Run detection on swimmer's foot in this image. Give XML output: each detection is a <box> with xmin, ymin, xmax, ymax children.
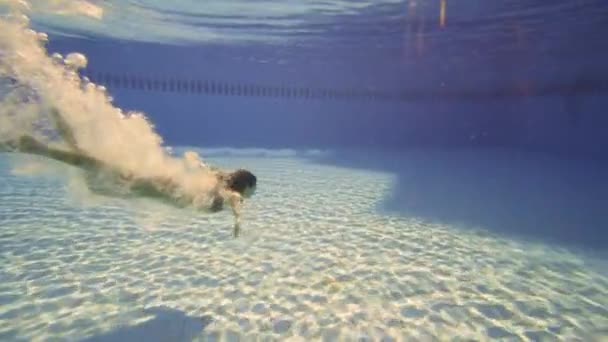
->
<box><xmin>17</xmin><ymin>135</ymin><xmax>46</xmax><ymax>153</ymax></box>
<box><xmin>0</xmin><ymin>139</ymin><xmax>19</xmax><ymax>152</ymax></box>
<box><xmin>0</xmin><ymin>136</ymin><xmax>48</xmax><ymax>154</ymax></box>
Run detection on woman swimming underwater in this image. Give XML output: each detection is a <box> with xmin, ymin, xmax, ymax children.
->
<box><xmin>0</xmin><ymin>110</ymin><xmax>257</xmax><ymax>237</ymax></box>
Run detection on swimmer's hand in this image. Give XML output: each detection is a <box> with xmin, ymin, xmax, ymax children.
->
<box><xmin>233</xmin><ymin>221</ymin><xmax>241</xmax><ymax>238</ymax></box>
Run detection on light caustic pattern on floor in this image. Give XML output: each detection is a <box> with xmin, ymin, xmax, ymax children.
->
<box><xmin>0</xmin><ymin>152</ymin><xmax>607</xmax><ymax>341</ymax></box>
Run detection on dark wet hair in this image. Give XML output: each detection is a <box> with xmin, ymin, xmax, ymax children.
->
<box><xmin>226</xmin><ymin>169</ymin><xmax>257</xmax><ymax>194</ymax></box>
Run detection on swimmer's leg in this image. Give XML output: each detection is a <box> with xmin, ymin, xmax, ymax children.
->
<box><xmin>7</xmin><ymin>135</ymin><xmax>102</xmax><ymax>170</ymax></box>
<box><xmin>49</xmin><ymin>108</ymin><xmax>80</xmax><ymax>150</ymax></box>
<box><xmin>0</xmin><ymin>108</ymin><xmax>78</xmax><ymax>153</ymax></box>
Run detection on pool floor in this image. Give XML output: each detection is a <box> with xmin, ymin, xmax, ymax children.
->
<box><xmin>0</xmin><ymin>149</ymin><xmax>607</xmax><ymax>341</ymax></box>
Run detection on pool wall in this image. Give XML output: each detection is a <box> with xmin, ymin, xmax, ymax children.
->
<box><xmin>46</xmin><ymin>37</ymin><xmax>608</xmax><ymax>159</ymax></box>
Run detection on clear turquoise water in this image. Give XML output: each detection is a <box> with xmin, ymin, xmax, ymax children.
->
<box><xmin>1</xmin><ymin>149</ymin><xmax>607</xmax><ymax>341</ymax></box>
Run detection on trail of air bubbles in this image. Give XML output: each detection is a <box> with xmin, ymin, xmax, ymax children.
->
<box><xmin>0</xmin><ymin>0</ymin><xmax>219</xmax><ymax>206</ymax></box>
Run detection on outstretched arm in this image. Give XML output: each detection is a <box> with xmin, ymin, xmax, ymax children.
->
<box><xmin>227</xmin><ymin>191</ymin><xmax>243</xmax><ymax>237</ymax></box>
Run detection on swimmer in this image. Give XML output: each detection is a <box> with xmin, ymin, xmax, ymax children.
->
<box><xmin>0</xmin><ymin>110</ymin><xmax>257</xmax><ymax>237</ymax></box>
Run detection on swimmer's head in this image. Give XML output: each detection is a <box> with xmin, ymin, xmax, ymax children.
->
<box><xmin>226</xmin><ymin>169</ymin><xmax>257</xmax><ymax>198</ymax></box>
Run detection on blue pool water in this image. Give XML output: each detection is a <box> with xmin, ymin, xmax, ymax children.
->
<box><xmin>1</xmin><ymin>0</ymin><xmax>608</xmax><ymax>341</ymax></box>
